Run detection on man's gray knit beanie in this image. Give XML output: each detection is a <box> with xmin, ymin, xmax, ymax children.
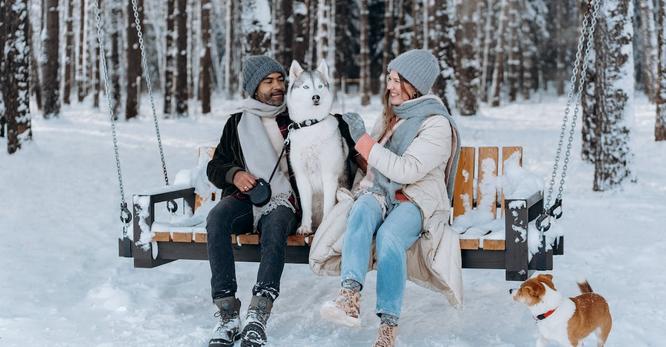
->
<box><xmin>387</xmin><ymin>49</ymin><xmax>440</xmax><ymax>95</ymax></box>
<box><xmin>242</xmin><ymin>55</ymin><xmax>287</xmax><ymax>96</ymax></box>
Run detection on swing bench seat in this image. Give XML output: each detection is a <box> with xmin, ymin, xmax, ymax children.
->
<box><xmin>124</xmin><ymin>146</ymin><xmax>563</xmax><ymax>281</ymax></box>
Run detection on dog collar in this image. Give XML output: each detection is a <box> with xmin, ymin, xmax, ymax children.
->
<box><xmin>535</xmin><ymin>308</ymin><xmax>556</xmax><ymax>320</ymax></box>
<box><xmin>289</xmin><ymin>117</ymin><xmax>325</xmax><ymax>130</ymax></box>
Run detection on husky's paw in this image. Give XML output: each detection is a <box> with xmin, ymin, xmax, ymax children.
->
<box><xmin>296</xmin><ymin>225</ymin><xmax>313</xmax><ymax>235</ymax></box>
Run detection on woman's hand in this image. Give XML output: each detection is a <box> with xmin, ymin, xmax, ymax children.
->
<box><xmin>342</xmin><ymin>112</ymin><xmax>367</xmax><ymax>142</ymax></box>
<box><xmin>233</xmin><ymin>171</ymin><xmax>257</xmax><ymax>192</ymax></box>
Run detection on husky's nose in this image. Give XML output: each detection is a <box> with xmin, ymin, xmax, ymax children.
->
<box><xmin>509</xmin><ymin>288</ymin><xmax>515</xmax><ymax>294</ymax></box>
<box><xmin>312</xmin><ymin>95</ymin><xmax>320</xmax><ymax>105</ymax></box>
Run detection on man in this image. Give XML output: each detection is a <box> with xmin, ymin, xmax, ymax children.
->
<box><xmin>205</xmin><ymin>55</ymin><xmax>298</xmax><ymax>347</ymax></box>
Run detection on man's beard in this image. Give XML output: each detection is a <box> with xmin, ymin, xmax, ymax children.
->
<box><xmin>257</xmin><ymin>90</ymin><xmax>284</xmax><ymax>106</ymax></box>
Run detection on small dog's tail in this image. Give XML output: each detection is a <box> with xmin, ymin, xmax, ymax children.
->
<box><xmin>577</xmin><ymin>279</ymin><xmax>594</xmax><ymax>293</ymax></box>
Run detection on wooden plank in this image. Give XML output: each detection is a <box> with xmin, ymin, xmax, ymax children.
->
<box><xmin>482</xmin><ymin>239</ymin><xmax>506</xmax><ymax>250</ymax></box>
<box><xmin>171</xmin><ymin>232</ymin><xmax>193</xmax><ymax>243</ymax></box>
<box><xmin>501</xmin><ymin>146</ymin><xmax>523</xmax><ymax>173</ymax></box>
<box><xmin>153</xmin><ymin>232</ymin><xmax>171</xmax><ymax>242</ymax></box>
<box><xmin>193</xmin><ymin>233</ymin><xmax>207</xmax><ymax>243</ymax></box>
<box><xmin>459</xmin><ymin>239</ymin><xmax>480</xmax><ymax>250</ymax></box>
<box><xmin>236</xmin><ymin>234</ymin><xmax>260</xmax><ymax>245</ymax></box>
<box><xmin>453</xmin><ymin>147</ymin><xmax>475</xmax><ymax>218</ymax></box>
<box><xmin>287</xmin><ymin>235</ymin><xmax>307</xmax><ymax>246</ymax></box>
<box><xmin>477</xmin><ymin>147</ymin><xmax>499</xmax><ymax>218</ymax></box>
<box><xmin>501</xmin><ymin>146</ymin><xmax>523</xmax><ymax>216</ymax></box>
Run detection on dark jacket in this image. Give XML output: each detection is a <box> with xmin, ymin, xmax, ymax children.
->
<box><xmin>206</xmin><ymin>110</ymin><xmax>360</xmax><ymax>208</ymax></box>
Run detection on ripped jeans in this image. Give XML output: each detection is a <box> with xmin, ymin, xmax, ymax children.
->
<box><xmin>340</xmin><ymin>194</ymin><xmax>423</xmax><ymax>318</ymax></box>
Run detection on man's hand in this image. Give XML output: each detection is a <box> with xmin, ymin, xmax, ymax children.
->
<box><xmin>233</xmin><ymin>171</ymin><xmax>257</xmax><ymax>192</ymax></box>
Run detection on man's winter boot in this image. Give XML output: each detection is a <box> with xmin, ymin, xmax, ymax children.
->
<box><xmin>240</xmin><ymin>295</ymin><xmax>273</xmax><ymax>347</ymax></box>
<box><xmin>372</xmin><ymin>323</ymin><xmax>398</xmax><ymax>347</ymax></box>
<box><xmin>319</xmin><ymin>287</ymin><xmax>361</xmax><ymax>327</ymax></box>
<box><xmin>209</xmin><ymin>297</ymin><xmax>241</xmax><ymax>347</ymax></box>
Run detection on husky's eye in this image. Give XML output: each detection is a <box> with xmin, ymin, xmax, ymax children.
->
<box><xmin>303</xmin><ymin>85</ymin><xmax>310</xmax><ymax>89</ymax></box>
<box><xmin>318</xmin><ymin>85</ymin><xmax>323</xmax><ymax>89</ymax></box>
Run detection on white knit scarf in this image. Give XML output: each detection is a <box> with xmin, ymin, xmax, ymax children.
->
<box><xmin>238</xmin><ymin>98</ymin><xmax>295</xmax><ymax>222</ymax></box>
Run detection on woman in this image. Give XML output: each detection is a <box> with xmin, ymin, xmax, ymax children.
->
<box><xmin>317</xmin><ymin>49</ymin><xmax>462</xmax><ymax>347</ymax></box>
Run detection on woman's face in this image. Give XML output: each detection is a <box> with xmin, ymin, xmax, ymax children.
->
<box><xmin>386</xmin><ymin>70</ymin><xmax>416</xmax><ymax>106</ymax></box>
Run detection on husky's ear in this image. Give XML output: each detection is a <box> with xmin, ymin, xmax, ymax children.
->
<box><xmin>289</xmin><ymin>60</ymin><xmax>304</xmax><ymax>81</ymax></box>
<box><xmin>316</xmin><ymin>60</ymin><xmax>330</xmax><ymax>81</ymax></box>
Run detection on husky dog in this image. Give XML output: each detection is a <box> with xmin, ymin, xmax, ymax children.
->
<box><xmin>287</xmin><ymin>60</ymin><xmax>347</xmax><ymax>235</ymax></box>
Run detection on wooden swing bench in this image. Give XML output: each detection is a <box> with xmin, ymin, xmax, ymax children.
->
<box><xmin>126</xmin><ymin>146</ymin><xmax>563</xmax><ymax>281</ymax></box>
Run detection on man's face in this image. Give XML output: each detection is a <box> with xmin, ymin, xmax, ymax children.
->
<box><xmin>254</xmin><ymin>72</ymin><xmax>286</xmax><ymax>106</ymax></box>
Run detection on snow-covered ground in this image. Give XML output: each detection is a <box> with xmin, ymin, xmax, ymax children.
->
<box><xmin>1</xmin><ymin>93</ymin><xmax>664</xmax><ymax>346</ymax></box>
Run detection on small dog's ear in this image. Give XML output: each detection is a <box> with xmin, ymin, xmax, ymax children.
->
<box><xmin>316</xmin><ymin>60</ymin><xmax>330</xmax><ymax>80</ymax></box>
<box><xmin>289</xmin><ymin>60</ymin><xmax>304</xmax><ymax>81</ymax></box>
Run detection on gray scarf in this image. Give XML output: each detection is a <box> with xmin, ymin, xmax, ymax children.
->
<box><xmin>238</xmin><ymin>98</ymin><xmax>295</xmax><ymax>220</ymax></box>
<box><xmin>367</xmin><ymin>95</ymin><xmax>461</xmax><ymax>213</ymax></box>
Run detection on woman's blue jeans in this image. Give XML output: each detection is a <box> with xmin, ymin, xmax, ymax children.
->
<box><xmin>340</xmin><ymin>194</ymin><xmax>423</xmax><ymax>318</ymax></box>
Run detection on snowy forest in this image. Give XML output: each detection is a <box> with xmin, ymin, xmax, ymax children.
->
<box><xmin>1</xmin><ymin>0</ymin><xmax>666</xmax><ymax>346</ymax></box>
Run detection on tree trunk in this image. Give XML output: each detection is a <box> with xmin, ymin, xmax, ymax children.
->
<box><xmin>31</xmin><ymin>41</ymin><xmax>42</xmax><ymax>111</ymax></box>
<box><xmin>5</xmin><ymin>0</ymin><xmax>32</xmax><ymax>153</ymax></box>
<box><xmin>200</xmin><ymin>0</ymin><xmax>212</xmax><ymax>114</ymax></box>
<box><xmin>63</xmin><ymin>0</ymin><xmax>74</xmax><ymax>104</ymax></box>
<box><xmin>656</xmin><ymin>0</ymin><xmax>666</xmax><ymax>141</ymax></box>
<box><xmin>638</xmin><ymin>0</ymin><xmax>658</xmax><ymax>102</ymax></box>
<box><xmin>507</xmin><ymin>0</ymin><xmax>520</xmax><ymax>102</ymax></box>
<box><xmin>292</xmin><ymin>0</ymin><xmax>308</xmax><ymax>63</ymax></box>
<box><xmin>42</xmin><ymin>0</ymin><xmax>60</xmax><ymax>118</ymax></box>
<box><xmin>359</xmin><ymin>0</ymin><xmax>370</xmax><ymax>106</ymax></box>
<box><xmin>412</xmin><ymin>0</ymin><xmax>423</xmax><ymax>49</ymax></box>
<box><xmin>77</xmin><ymin>0</ymin><xmax>87</xmax><ymax>102</ymax></box>
<box><xmin>455</xmin><ymin>0</ymin><xmax>480</xmax><ymax>115</ymax></box>
<box><xmin>480</xmin><ymin>0</ymin><xmax>494</xmax><ymax>103</ymax></box>
<box><xmin>125</xmin><ymin>0</ymin><xmax>143</xmax><ymax>120</ymax></box>
<box><xmin>241</xmin><ymin>0</ymin><xmax>272</xmax><ymax>57</ymax></box>
<box><xmin>0</xmin><ymin>0</ymin><xmax>5</xmax><ymax>138</ymax></box>
<box><xmin>520</xmin><ymin>0</ymin><xmax>534</xmax><ymax>100</ymax></box>
<box><xmin>554</xmin><ymin>1</ymin><xmax>566</xmax><ymax>96</ymax></box>
<box><xmin>175</xmin><ymin>0</ymin><xmax>188</xmax><ymax>116</ymax></box>
<box><xmin>307</xmin><ymin>0</ymin><xmax>317</xmax><ymax>66</ymax></box>
<box><xmin>490</xmin><ymin>0</ymin><xmax>508</xmax><ymax>107</ymax></box>
<box><xmin>276</xmin><ymin>0</ymin><xmax>293</xmax><ymax>67</ymax></box>
<box><xmin>381</xmin><ymin>0</ymin><xmax>395</xmax><ymax>92</ymax></box>
<box><xmin>581</xmin><ymin>0</ymin><xmax>600</xmax><ymax>163</ymax></box>
<box><xmin>593</xmin><ymin>0</ymin><xmax>634</xmax><ymax>191</ymax></box>
<box><xmin>223</xmin><ymin>0</ymin><xmax>235</xmax><ymax>97</ymax></box>
<box><xmin>164</xmin><ymin>0</ymin><xmax>175</xmax><ymax>115</ymax></box>
<box><xmin>110</xmin><ymin>0</ymin><xmax>122</xmax><ymax>119</ymax></box>
<box><xmin>429</xmin><ymin>0</ymin><xmax>454</xmax><ymax>114</ymax></box>
<box><xmin>92</xmin><ymin>0</ymin><xmax>100</xmax><ymax>109</ymax></box>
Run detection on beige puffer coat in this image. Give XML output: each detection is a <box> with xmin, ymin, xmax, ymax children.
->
<box><xmin>309</xmin><ymin>115</ymin><xmax>463</xmax><ymax>308</ymax></box>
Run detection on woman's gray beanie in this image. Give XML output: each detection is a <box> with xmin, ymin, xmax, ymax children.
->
<box><xmin>242</xmin><ymin>55</ymin><xmax>287</xmax><ymax>96</ymax></box>
<box><xmin>387</xmin><ymin>49</ymin><xmax>440</xmax><ymax>95</ymax></box>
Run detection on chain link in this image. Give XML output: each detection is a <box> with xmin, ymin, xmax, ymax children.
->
<box><xmin>92</xmin><ymin>0</ymin><xmax>131</xmax><ymax>235</ymax></box>
<box><xmin>544</xmin><ymin>0</ymin><xmax>601</xmax><ymax>211</ymax></box>
<box><xmin>131</xmin><ymin>0</ymin><xmax>170</xmax><ymax>186</ymax></box>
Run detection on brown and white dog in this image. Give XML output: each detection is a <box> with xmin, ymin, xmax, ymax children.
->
<box><xmin>511</xmin><ymin>274</ymin><xmax>612</xmax><ymax>347</ymax></box>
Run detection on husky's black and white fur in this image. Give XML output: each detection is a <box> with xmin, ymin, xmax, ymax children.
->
<box><xmin>287</xmin><ymin>60</ymin><xmax>347</xmax><ymax>235</ymax></box>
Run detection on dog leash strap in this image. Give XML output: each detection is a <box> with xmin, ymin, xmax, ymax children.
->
<box><xmin>268</xmin><ymin>138</ymin><xmax>289</xmax><ymax>183</ymax></box>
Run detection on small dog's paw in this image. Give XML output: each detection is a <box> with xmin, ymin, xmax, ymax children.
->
<box><xmin>297</xmin><ymin>225</ymin><xmax>313</xmax><ymax>235</ymax></box>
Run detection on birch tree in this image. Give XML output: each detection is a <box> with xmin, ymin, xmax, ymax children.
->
<box><xmin>593</xmin><ymin>0</ymin><xmax>634</xmax><ymax>191</ymax></box>
<box><xmin>200</xmin><ymin>0</ymin><xmax>212</xmax><ymax>114</ymax></box>
<box><xmin>359</xmin><ymin>0</ymin><xmax>370</xmax><ymax>105</ymax></box>
<box><xmin>42</xmin><ymin>0</ymin><xmax>60</xmax><ymax>118</ymax></box>
<box><xmin>63</xmin><ymin>0</ymin><xmax>74</xmax><ymax>104</ymax></box>
<box><xmin>175</xmin><ymin>0</ymin><xmax>188</xmax><ymax>115</ymax></box>
<box><xmin>656</xmin><ymin>0</ymin><xmax>666</xmax><ymax>141</ymax></box>
<box><xmin>5</xmin><ymin>0</ymin><xmax>32</xmax><ymax>153</ymax></box>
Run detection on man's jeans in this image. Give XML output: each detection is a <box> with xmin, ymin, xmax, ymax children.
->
<box><xmin>341</xmin><ymin>194</ymin><xmax>422</xmax><ymax>318</ymax></box>
<box><xmin>206</xmin><ymin>195</ymin><xmax>297</xmax><ymax>302</ymax></box>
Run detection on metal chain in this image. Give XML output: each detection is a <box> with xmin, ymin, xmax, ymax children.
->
<box><xmin>131</xmin><ymin>0</ymin><xmax>170</xmax><ymax>186</ymax></box>
<box><xmin>544</xmin><ymin>0</ymin><xmax>601</xmax><ymax>211</ymax></box>
<box><xmin>555</xmin><ymin>0</ymin><xmax>600</xmax><ymax>203</ymax></box>
<box><xmin>92</xmin><ymin>0</ymin><xmax>132</xmax><ymax>234</ymax></box>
